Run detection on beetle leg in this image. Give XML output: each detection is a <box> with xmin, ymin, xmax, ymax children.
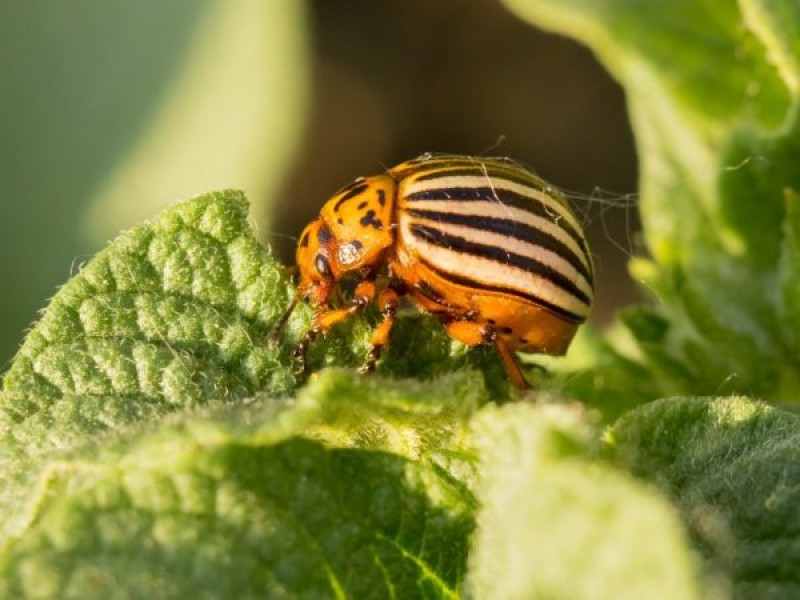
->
<box><xmin>352</xmin><ymin>278</ymin><xmax>377</xmax><ymax>308</ymax></box>
<box><xmin>292</xmin><ymin>278</ymin><xmax>377</xmax><ymax>373</ymax></box>
<box><xmin>443</xmin><ymin>319</ymin><xmax>531</xmax><ymax>390</ymax></box>
<box><xmin>491</xmin><ymin>334</ymin><xmax>532</xmax><ymax>391</ymax></box>
<box><xmin>442</xmin><ymin>319</ymin><xmax>485</xmax><ymax>346</ymax></box>
<box><xmin>361</xmin><ymin>287</ymin><xmax>400</xmax><ymax>373</ymax></box>
<box><xmin>291</xmin><ymin>328</ymin><xmax>318</xmax><ymax>375</ymax></box>
<box><xmin>268</xmin><ymin>293</ymin><xmax>300</xmax><ymax>347</ymax></box>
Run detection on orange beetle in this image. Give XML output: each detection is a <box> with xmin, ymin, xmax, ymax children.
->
<box><xmin>270</xmin><ymin>154</ymin><xmax>594</xmax><ymax>389</ymax></box>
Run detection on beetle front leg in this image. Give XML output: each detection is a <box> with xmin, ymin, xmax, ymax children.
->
<box><xmin>293</xmin><ymin>278</ymin><xmax>377</xmax><ymax>373</ymax></box>
<box><xmin>361</xmin><ymin>287</ymin><xmax>400</xmax><ymax>374</ymax></box>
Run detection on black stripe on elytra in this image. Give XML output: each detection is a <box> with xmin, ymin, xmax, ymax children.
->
<box><xmin>405</xmin><ymin>186</ymin><xmax>584</xmax><ymax>247</ymax></box>
<box><xmin>406</xmin><ymin>208</ymin><xmax>593</xmax><ymax>285</ymax></box>
<box><xmin>411</xmin><ymin>165</ymin><xmax>546</xmax><ymax>190</ymax></box>
<box><xmin>418</xmin><ymin>257</ymin><xmax>584</xmax><ymax>324</ymax></box>
<box><xmin>333</xmin><ymin>183</ymin><xmax>369</xmax><ymax>212</ymax></box>
<box><xmin>409</xmin><ymin>224</ymin><xmax>592</xmax><ymax>306</ymax></box>
<box><xmin>414</xmin><ymin>280</ymin><xmax>447</xmax><ymax>304</ymax></box>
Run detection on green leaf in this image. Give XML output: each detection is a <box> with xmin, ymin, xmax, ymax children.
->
<box><xmin>0</xmin><ymin>190</ymin><xmax>492</xmax><ymax>597</ymax></box>
<box><xmin>295</xmin><ymin>368</ymin><xmax>484</xmax><ymax>458</ymax></box>
<box><xmin>0</xmin><ymin>190</ymin><xmax>294</xmax><ymax>541</ymax></box>
<box><xmin>0</xmin><ymin>394</ymin><xmax>475</xmax><ymax>599</ymax></box>
<box><xmin>4</xmin><ymin>191</ymin><xmax>295</xmax><ymax>434</ymax></box>
<box><xmin>467</xmin><ymin>403</ymin><xmax>701</xmax><ymax>600</ymax></box>
<box><xmin>609</xmin><ymin>396</ymin><xmax>800</xmax><ymax>598</ymax></box>
<box><xmin>503</xmin><ymin>0</ymin><xmax>800</xmax><ymax>404</ymax></box>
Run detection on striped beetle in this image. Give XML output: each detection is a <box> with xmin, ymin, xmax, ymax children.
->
<box><xmin>270</xmin><ymin>154</ymin><xmax>593</xmax><ymax>389</ymax></box>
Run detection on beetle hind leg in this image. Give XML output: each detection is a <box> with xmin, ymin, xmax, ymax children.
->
<box><xmin>443</xmin><ymin>319</ymin><xmax>531</xmax><ymax>390</ymax></box>
<box><xmin>492</xmin><ymin>335</ymin><xmax>532</xmax><ymax>391</ymax></box>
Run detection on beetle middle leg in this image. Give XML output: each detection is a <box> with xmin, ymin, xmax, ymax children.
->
<box><xmin>360</xmin><ymin>287</ymin><xmax>400</xmax><ymax>374</ymax></box>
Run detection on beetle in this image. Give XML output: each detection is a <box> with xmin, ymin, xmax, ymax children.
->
<box><xmin>269</xmin><ymin>154</ymin><xmax>593</xmax><ymax>389</ymax></box>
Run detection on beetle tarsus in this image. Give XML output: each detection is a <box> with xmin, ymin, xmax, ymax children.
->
<box><xmin>292</xmin><ymin>329</ymin><xmax>318</xmax><ymax>374</ymax></box>
<box><xmin>268</xmin><ymin>294</ymin><xmax>299</xmax><ymax>347</ymax></box>
<box><xmin>361</xmin><ymin>344</ymin><xmax>383</xmax><ymax>374</ymax></box>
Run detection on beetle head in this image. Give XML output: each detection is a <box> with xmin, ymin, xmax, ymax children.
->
<box><xmin>295</xmin><ymin>219</ymin><xmax>340</xmax><ymax>306</ymax></box>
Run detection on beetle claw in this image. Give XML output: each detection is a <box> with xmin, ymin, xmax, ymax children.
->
<box><xmin>291</xmin><ymin>329</ymin><xmax>318</xmax><ymax>375</ymax></box>
<box><xmin>360</xmin><ymin>344</ymin><xmax>383</xmax><ymax>374</ymax></box>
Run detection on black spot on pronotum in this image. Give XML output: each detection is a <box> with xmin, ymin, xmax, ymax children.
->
<box><xmin>357</xmin><ymin>200</ymin><xmax>369</xmax><ymax>210</ymax></box>
<box><xmin>333</xmin><ymin>183</ymin><xmax>369</xmax><ymax>212</ymax></box>
<box><xmin>317</xmin><ymin>224</ymin><xmax>333</xmax><ymax>244</ymax></box>
<box><xmin>337</xmin><ymin>218</ymin><xmax>344</xmax><ymax>225</ymax></box>
<box><xmin>315</xmin><ymin>254</ymin><xmax>333</xmax><ymax>279</ymax></box>
<box><xmin>377</xmin><ymin>189</ymin><xmax>386</xmax><ymax>206</ymax></box>
<box><xmin>360</xmin><ymin>210</ymin><xmax>383</xmax><ymax>230</ymax></box>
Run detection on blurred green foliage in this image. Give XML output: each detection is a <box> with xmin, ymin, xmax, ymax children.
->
<box><xmin>2</xmin><ymin>1</ymin><xmax>800</xmax><ymax>598</ymax></box>
<box><xmin>0</xmin><ymin>0</ymin><xmax>308</xmax><ymax>368</ymax></box>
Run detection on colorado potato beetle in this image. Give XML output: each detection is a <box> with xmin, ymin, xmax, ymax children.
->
<box><xmin>270</xmin><ymin>154</ymin><xmax>593</xmax><ymax>389</ymax></box>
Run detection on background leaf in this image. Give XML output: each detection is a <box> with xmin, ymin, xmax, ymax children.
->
<box><xmin>504</xmin><ymin>0</ymin><xmax>800</xmax><ymax>405</ymax></box>
<box><xmin>0</xmin><ymin>0</ymin><xmax>308</xmax><ymax>368</ymax></box>
<box><xmin>610</xmin><ymin>396</ymin><xmax>800</xmax><ymax>598</ymax></box>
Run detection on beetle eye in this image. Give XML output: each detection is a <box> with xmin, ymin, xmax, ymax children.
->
<box><xmin>315</xmin><ymin>253</ymin><xmax>333</xmax><ymax>279</ymax></box>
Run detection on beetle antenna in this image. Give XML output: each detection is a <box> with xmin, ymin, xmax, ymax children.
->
<box><xmin>268</xmin><ymin>294</ymin><xmax>300</xmax><ymax>347</ymax></box>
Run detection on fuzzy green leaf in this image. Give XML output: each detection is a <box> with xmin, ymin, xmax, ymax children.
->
<box><xmin>610</xmin><ymin>396</ymin><xmax>800</xmax><ymax>598</ymax></box>
<box><xmin>3</xmin><ymin>191</ymin><xmax>295</xmax><ymax>447</ymax></box>
<box><xmin>0</xmin><ymin>393</ymin><xmax>475</xmax><ymax>599</ymax></box>
<box><xmin>0</xmin><ymin>190</ymin><xmax>495</xmax><ymax>598</ymax></box>
<box><xmin>467</xmin><ymin>403</ymin><xmax>700</xmax><ymax>600</ymax></box>
<box><xmin>0</xmin><ymin>191</ymin><xmax>294</xmax><ymax>544</ymax></box>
